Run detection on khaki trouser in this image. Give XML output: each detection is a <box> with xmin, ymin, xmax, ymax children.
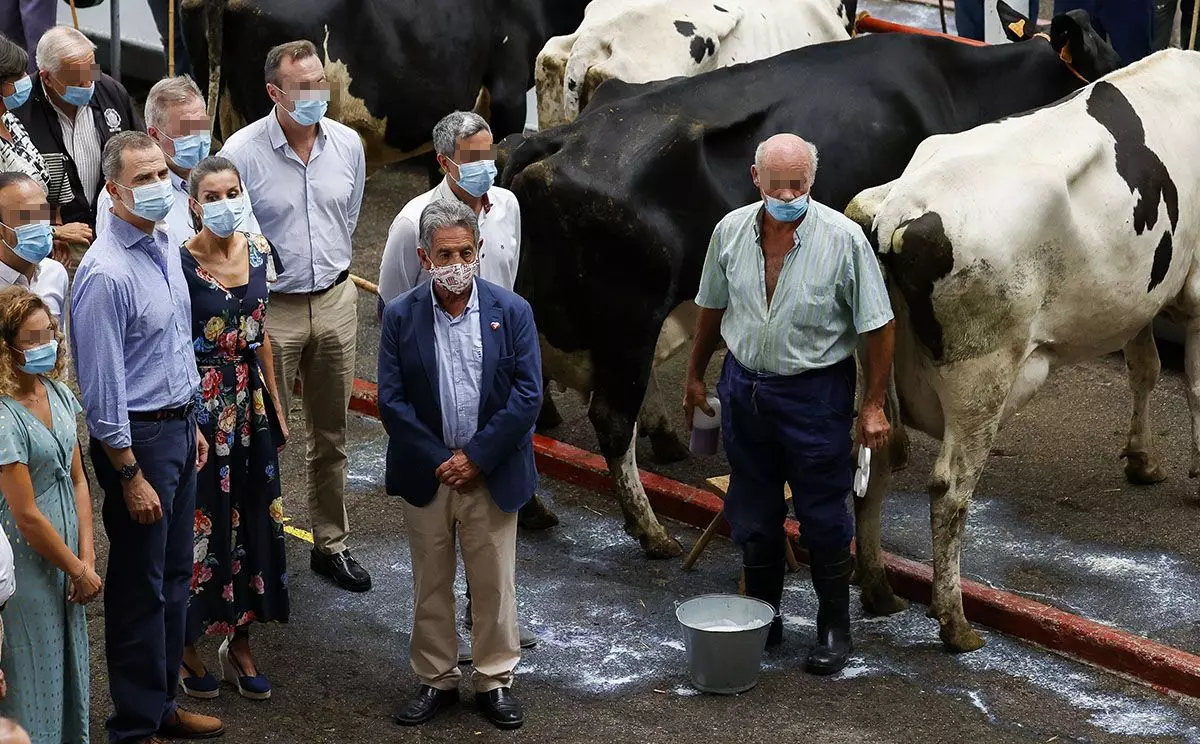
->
<box><xmin>403</xmin><ymin>483</ymin><xmax>519</xmax><ymax>692</ymax></box>
<box><xmin>267</xmin><ymin>279</ymin><xmax>358</xmax><ymax>555</ymax></box>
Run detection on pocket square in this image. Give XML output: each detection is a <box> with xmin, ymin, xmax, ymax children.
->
<box><xmin>490</xmin><ymin>321</ymin><xmax>500</xmax><ymax>330</ymax></box>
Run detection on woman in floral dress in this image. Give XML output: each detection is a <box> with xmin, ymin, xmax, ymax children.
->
<box><xmin>178</xmin><ymin>157</ymin><xmax>289</xmax><ymax>701</ymax></box>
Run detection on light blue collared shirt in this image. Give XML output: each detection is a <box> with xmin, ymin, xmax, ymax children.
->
<box><xmin>70</xmin><ymin>214</ymin><xmax>201</xmax><ymax>448</ymax></box>
<box><xmin>221</xmin><ymin>110</ymin><xmax>366</xmax><ymax>294</ymax></box>
<box><xmin>432</xmin><ymin>280</ymin><xmax>483</xmax><ymax>449</ymax></box>
<box><xmin>696</xmin><ymin>200</ymin><xmax>894</xmax><ymax>375</ymax></box>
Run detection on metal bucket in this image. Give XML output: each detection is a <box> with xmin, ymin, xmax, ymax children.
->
<box><xmin>675</xmin><ymin>593</ymin><xmax>774</xmax><ymax>694</ymax></box>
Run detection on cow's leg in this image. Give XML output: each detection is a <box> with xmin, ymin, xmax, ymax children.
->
<box><xmin>854</xmin><ymin>439</ymin><xmax>908</xmax><ymax>616</ymax></box>
<box><xmin>1121</xmin><ymin>325</ymin><xmax>1168</xmax><ymax>484</ymax></box>
<box><xmin>589</xmin><ymin>394</ymin><xmax>683</xmax><ymax>559</ymax></box>
<box><xmin>928</xmin><ymin>353</ymin><xmax>1027</xmax><ymax>653</ymax></box>
<box><xmin>1183</xmin><ymin>317</ymin><xmax>1200</xmax><ymax>480</ymax></box>
<box><xmin>639</xmin><ymin>370</ymin><xmax>690</xmax><ymax>464</ymax></box>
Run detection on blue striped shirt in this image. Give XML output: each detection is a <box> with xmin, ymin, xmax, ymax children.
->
<box><xmin>695</xmin><ymin>200</ymin><xmax>893</xmax><ymax>375</ymax></box>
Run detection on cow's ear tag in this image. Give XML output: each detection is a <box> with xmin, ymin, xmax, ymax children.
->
<box><xmin>1059</xmin><ymin>44</ymin><xmax>1073</xmax><ymax>64</ymax></box>
<box><xmin>1007</xmin><ymin>19</ymin><xmax>1026</xmax><ymax>38</ymax></box>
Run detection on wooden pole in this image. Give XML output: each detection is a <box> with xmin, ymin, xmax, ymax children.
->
<box><xmin>168</xmin><ymin>0</ymin><xmax>176</xmax><ymax>77</ymax></box>
<box><xmin>350</xmin><ymin>274</ymin><xmax>378</xmax><ymax>294</ymax></box>
<box><xmin>69</xmin><ymin>0</ymin><xmax>79</xmax><ymax>30</ymax></box>
<box><xmin>1190</xmin><ymin>0</ymin><xmax>1199</xmax><ymax>50</ymax></box>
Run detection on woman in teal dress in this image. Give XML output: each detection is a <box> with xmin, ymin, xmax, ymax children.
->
<box><xmin>0</xmin><ymin>286</ymin><xmax>100</xmax><ymax>743</ymax></box>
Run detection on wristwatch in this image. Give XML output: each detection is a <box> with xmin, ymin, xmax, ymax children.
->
<box><xmin>118</xmin><ymin>462</ymin><xmax>141</xmax><ymax>481</ymax></box>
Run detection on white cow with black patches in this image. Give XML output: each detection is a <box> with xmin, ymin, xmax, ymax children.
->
<box><xmin>534</xmin><ymin>0</ymin><xmax>850</xmax><ymax>131</ymax></box>
<box><xmin>845</xmin><ymin>49</ymin><xmax>1200</xmax><ymax>653</ymax></box>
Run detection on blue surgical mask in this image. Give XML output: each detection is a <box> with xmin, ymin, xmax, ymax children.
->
<box><xmin>59</xmin><ymin>81</ymin><xmax>94</xmax><ymax>107</ymax></box>
<box><xmin>2</xmin><ymin>75</ymin><xmax>31</xmax><ymax>111</ymax></box>
<box><xmin>118</xmin><ymin>178</ymin><xmax>175</xmax><ymax>222</ymax></box>
<box><xmin>169</xmin><ymin>133</ymin><xmax>212</xmax><ymax>170</ymax></box>
<box><xmin>288</xmin><ymin>97</ymin><xmax>328</xmax><ymax>127</ymax></box>
<box><xmin>200</xmin><ymin>196</ymin><xmax>247</xmax><ymax>238</ymax></box>
<box><xmin>18</xmin><ymin>340</ymin><xmax>58</xmax><ymax>375</ymax></box>
<box><xmin>764</xmin><ymin>193</ymin><xmax>809</xmax><ymax>222</ymax></box>
<box><xmin>452</xmin><ymin>159</ymin><xmax>497</xmax><ymax>198</ymax></box>
<box><xmin>0</xmin><ymin>220</ymin><xmax>53</xmax><ymax>264</ymax></box>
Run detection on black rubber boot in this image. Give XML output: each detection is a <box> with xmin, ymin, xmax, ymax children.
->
<box><xmin>741</xmin><ymin>537</ymin><xmax>785</xmax><ymax>647</ymax></box>
<box><xmin>805</xmin><ymin>545</ymin><xmax>853</xmax><ymax>675</ymax></box>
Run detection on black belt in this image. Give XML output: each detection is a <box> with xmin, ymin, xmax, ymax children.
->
<box><xmin>279</xmin><ymin>270</ymin><xmax>349</xmax><ymax>297</ymax></box>
<box><xmin>129</xmin><ymin>400</ymin><xmax>195</xmax><ymax>422</ymax></box>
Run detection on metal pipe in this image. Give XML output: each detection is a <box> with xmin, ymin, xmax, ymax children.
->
<box><xmin>110</xmin><ymin>0</ymin><xmax>122</xmax><ymax>81</ymax></box>
<box><xmin>855</xmin><ymin>13</ymin><xmax>989</xmax><ymax>46</ymax></box>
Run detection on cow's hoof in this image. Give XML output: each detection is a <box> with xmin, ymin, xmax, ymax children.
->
<box><xmin>935</xmin><ymin>616</ymin><xmax>986</xmax><ymax>653</ymax></box>
<box><xmin>518</xmin><ymin>495</ymin><xmax>560</xmax><ymax>531</ymax></box>
<box><xmin>641</xmin><ymin>532</ymin><xmax>684</xmax><ymax>559</ymax></box>
<box><xmin>648</xmin><ymin>429</ymin><xmax>690</xmax><ymax>465</ymax></box>
<box><xmin>860</xmin><ymin>584</ymin><xmax>909</xmax><ymax>617</ymax></box>
<box><xmin>1122</xmin><ymin>450</ymin><xmax>1168</xmax><ymax>485</ymax></box>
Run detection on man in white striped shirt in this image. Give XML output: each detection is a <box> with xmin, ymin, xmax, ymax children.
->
<box><xmin>683</xmin><ymin>133</ymin><xmax>895</xmax><ymax>676</ymax></box>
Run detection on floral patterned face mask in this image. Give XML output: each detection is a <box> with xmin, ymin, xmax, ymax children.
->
<box><xmin>429</xmin><ymin>260</ymin><xmax>477</xmax><ymax>295</ymax></box>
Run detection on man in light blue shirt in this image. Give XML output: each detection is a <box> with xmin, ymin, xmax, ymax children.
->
<box><xmin>683</xmin><ymin>133</ymin><xmax>895</xmax><ymax>676</ymax></box>
<box><xmin>71</xmin><ymin>131</ymin><xmax>223</xmax><ymax>742</ymax></box>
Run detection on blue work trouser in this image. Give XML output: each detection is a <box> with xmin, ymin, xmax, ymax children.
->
<box><xmin>92</xmin><ymin>417</ymin><xmax>197</xmax><ymax>744</ymax></box>
<box><xmin>0</xmin><ymin>0</ymin><xmax>55</xmax><ymax>73</ymax></box>
<box><xmin>955</xmin><ymin>0</ymin><xmax>1040</xmax><ymax>40</ymax></box>
<box><xmin>1054</xmin><ymin>0</ymin><xmax>1154</xmax><ymax>63</ymax></box>
<box><xmin>718</xmin><ymin>355</ymin><xmax>856</xmax><ymax>555</ymax></box>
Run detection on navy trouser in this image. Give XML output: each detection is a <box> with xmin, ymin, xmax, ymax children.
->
<box><xmin>718</xmin><ymin>355</ymin><xmax>856</xmax><ymax>554</ymax></box>
<box><xmin>955</xmin><ymin>0</ymin><xmax>1039</xmax><ymax>41</ymax></box>
<box><xmin>147</xmin><ymin>0</ymin><xmax>192</xmax><ymax>78</ymax></box>
<box><xmin>1054</xmin><ymin>0</ymin><xmax>1154</xmax><ymax>63</ymax></box>
<box><xmin>92</xmin><ymin>417</ymin><xmax>197</xmax><ymax>744</ymax></box>
<box><xmin>0</xmin><ymin>0</ymin><xmax>55</xmax><ymax>73</ymax></box>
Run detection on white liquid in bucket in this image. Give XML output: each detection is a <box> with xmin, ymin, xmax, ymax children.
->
<box><xmin>693</xmin><ymin>617</ymin><xmax>764</xmax><ymax>632</ymax></box>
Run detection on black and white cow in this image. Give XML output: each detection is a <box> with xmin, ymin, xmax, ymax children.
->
<box><xmin>501</xmin><ymin>4</ymin><xmax>1121</xmax><ymax>559</ymax></box>
<box><xmin>845</xmin><ymin>47</ymin><xmax>1200</xmax><ymax>652</ymax></box>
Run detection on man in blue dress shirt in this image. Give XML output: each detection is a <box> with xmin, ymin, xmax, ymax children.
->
<box><xmin>71</xmin><ymin>131</ymin><xmax>223</xmax><ymax>743</ymax></box>
<box><xmin>378</xmin><ymin>199</ymin><xmax>542</xmax><ymax>731</ymax></box>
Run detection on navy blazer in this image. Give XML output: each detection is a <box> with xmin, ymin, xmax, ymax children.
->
<box><xmin>378</xmin><ymin>279</ymin><xmax>543</xmax><ymax>512</ymax></box>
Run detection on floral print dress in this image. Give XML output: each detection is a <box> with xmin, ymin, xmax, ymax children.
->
<box><xmin>182</xmin><ymin>233</ymin><xmax>289</xmax><ymax>640</ymax></box>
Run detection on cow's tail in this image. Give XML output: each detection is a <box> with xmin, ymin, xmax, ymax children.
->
<box><xmin>205</xmin><ymin>0</ymin><xmax>226</xmax><ymax>140</ymax></box>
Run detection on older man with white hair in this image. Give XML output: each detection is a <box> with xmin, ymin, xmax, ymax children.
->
<box><xmin>683</xmin><ymin>133</ymin><xmax>895</xmax><ymax>676</ymax></box>
<box><xmin>15</xmin><ymin>25</ymin><xmax>139</xmax><ymax>247</ymax></box>
<box><xmin>95</xmin><ymin>75</ymin><xmax>260</xmax><ymax>243</ymax></box>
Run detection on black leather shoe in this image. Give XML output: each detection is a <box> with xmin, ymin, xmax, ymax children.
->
<box><xmin>394</xmin><ymin>685</ymin><xmax>459</xmax><ymax>726</ymax></box>
<box><xmin>311</xmin><ymin>548</ymin><xmax>372</xmax><ymax>592</ymax></box>
<box><xmin>476</xmin><ymin>688</ymin><xmax>523</xmax><ymax>730</ymax></box>
<box><xmin>805</xmin><ymin>546</ymin><xmax>854</xmax><ymax>676</ymax></box>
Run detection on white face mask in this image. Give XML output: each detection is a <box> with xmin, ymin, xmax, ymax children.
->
<box><xmin>428</xmin><ymin>260</ymin><xmax>477</xmax><ymax>294</ymax></box>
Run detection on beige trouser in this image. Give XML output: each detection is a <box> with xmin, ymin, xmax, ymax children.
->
<box><xmin>267</xmin><ymin>279</ymin><xmax>358</xmax><ymax>554</ymax></box>
<box><xmin>403</xmin><ymin>483</ymin><xmax>519</xmax><ymax>692</ymax></box>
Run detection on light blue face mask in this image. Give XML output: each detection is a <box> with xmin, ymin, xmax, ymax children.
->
<box><xmin>452</xmin><ymin>159</ymin><xmax>497</xmax><ymax>198</ymax></box>
<box><xmin>169</xmin><ymin>133</ymin><xmax>212</xmax><ymax>170</ymax></box>
<box><xmin>200</xmin><ymin>196</ymin><xmax>247</xmax><ymax>238</ymax></box>
<box><xmin>0</xmin><ymin>220</ymin><xmax>53</xmax><ymax>264</ymax></box>
<box><xmin>764</xmin><ymin>193</ymin><xmax>809</xmax><ymax>222</ymax></box>
<box><xmin>118</xmin><ymin>178</ymin><xmax>175</xmax><ymax>222</ymax></box>
<box><xmin>59</xmin><ymin>80</ymin><xmax>94</xmax><ymax>107</ymax></box>
<box><xmin>288</xmin><ymin>97</ymin><xmax>328</xmax><ymax>127</ymax></box>
<box><xmin>17</xmin><ymin>340</ymin><xmax>58</xmax><ymax>375</ymax></box>
<box><xmin>2</xmin><ymin>75</ymin><xmax>32</xmax><ymax>111</ymax></box>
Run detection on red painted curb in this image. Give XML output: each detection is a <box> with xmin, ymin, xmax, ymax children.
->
<box><xmin>345</xmin><ymin>377</ymin><xmax>1200</xmax><ymax>698</ymax></box>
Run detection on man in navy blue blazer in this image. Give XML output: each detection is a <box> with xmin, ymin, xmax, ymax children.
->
<box><xmin>378</xmin><ymin>199</ymin><xmax>542</xmax><ymax>731</ymax></box>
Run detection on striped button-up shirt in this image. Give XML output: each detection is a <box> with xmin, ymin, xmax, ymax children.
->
<box><xmin>45</xmin><ymin>83</ymin><xmax>102</xmax><ymax>206</ymax></box>
<box><xmin>70</xmin><ymin>215</ymin><xmax>201</xmax><ymax>448</ymax></box>
<box><xmin>432</xmin><ymin>280</ymin><xmax>483</xmax><ymax>449</ymax></box>
<box><xmin>695</xmin><ymin>199</ymin><xmax>893</xmax><ymax>375</ymax></box>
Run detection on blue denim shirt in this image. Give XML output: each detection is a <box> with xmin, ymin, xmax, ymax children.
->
<box><xmin>432</xmin><ymin>280</ymin><xmax>482</xmax><ymax>449</ymax></box>
<box><xmin>70</xmin><ymin>214</ymin><xmax>201</xmax><ymax>448</ymax></box>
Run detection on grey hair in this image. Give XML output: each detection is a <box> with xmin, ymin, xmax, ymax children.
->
<box><xmin>35</xmin><ymin>26</ymin><xmax>96</xmax><ymax>75</ymax></box>
<box><xmin>0</xmin><ymin>33</ymin><xmax>28</xmax><ymax>82</ymax></box>
<box><xmin>264</xmin><ymin>40</ymin><xmax>319</xmax><ymax>87</ymax></box>
<box><xmin>101</xmin><ymin>130</ymin><xmax>158</xmax><ymax>182</ymax></box>
<box><xmin>431</xmin><ymin>111</ymin><xmax>492</xmax><ymax>159</ymax></box>
<box><xmin>144</xmin><ymin>75</ymin><xmax>204</xmax><ymax>132</ymax></box>
<box><xmin>754</xmin><ymin>137</ymin><xmax>820</xmax><ymax>190</ymax></box>
<box><xmin>418</xmin><ymin>198</ymin><xmax>479</xmax><ymax>252</ymax></box>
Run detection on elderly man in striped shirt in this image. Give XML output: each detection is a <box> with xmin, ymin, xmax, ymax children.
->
<box><xmin>683</xmin><ymin>133</ymin><xmax>895</xmax><ymax>676</ymax></box>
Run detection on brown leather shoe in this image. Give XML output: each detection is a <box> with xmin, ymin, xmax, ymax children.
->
<box><xmin>158</xmin><ymin>708</ymin><xmax>225</xmax><ymax>739</ymax></box>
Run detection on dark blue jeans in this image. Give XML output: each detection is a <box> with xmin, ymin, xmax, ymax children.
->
<box><xmin>956</xmin><ymin>0</ymin><xmax>1040</xmax><ymax>40</ymax></box>
<box><xmin>1054</xmin><ymin>0</ymin><xmax>1154</xmax><ymax>63</ymax></box>
<box><xmin>92</xmin><ymin>417</ymin><xmax>197</xmax><ymax>744</ymax></box>
<box><xmin>718</xmin><ymin>355</ymin><xmax>856</xmax><ymax>554</ymax></box>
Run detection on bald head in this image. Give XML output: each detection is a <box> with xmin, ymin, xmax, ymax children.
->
<box><xmin>752</xmin><ymin>133</ymin><xmax>819</xmax><ymax>201</ymax></box>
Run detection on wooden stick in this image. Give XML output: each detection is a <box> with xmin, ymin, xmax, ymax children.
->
<box><xmin>1190</xmin><ymin>0</ymin><xmax>1199</xmax><ymax>50</ymax></box>
<box><xmin>168</xmin><ymin>0</ymin><xmax>176</xmax><ymax>77</ymax></box>
<box><xmin>350</xmin><ymin>273</ymin><xmax>378</xmax><ymax>294</ymax></box>
<box><xmin>681</xmin><ymin>508</ymin><xmax>726</xmax><ymax>571</ymax></box>
<box><xmin>784</xmin><ymin>538</ymin><xmax>801</xmax><ymax>573</ymax></box>
<box><xmin>69</xmin><ymin>0</ymin><xmax>79</xmax><ymax>29</ymax></box>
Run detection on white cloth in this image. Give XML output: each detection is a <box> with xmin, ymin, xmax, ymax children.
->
<box><xmin>95</xmin><ymin>170</ymin><xmax>262</xmax><ymax>251</ymax></box>
<box><xmin>221</xmin><ymin>110</ymin><xmax>365</xmax><ymax>294</ymax></box>
<box><xmin>377</xmin><ymin>178</ymin><xmax>521</xmax><ymax>304</ymax></box>
<box><xmin>0</xmin><ymin>524</ymin><xmax>13</xmax><ymax>607</ymax></box>
<box><xmin>45</xmin><ymin>82</ymin><xmax>102</xmax><ymax>206</ymax></box>
<box><xmin>0</xmin><ymin>257</ymin><xmax>69</xmax><ymax>327</ymax></box>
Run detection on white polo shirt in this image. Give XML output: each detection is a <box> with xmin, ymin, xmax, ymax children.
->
<box><xmin>0</xmin><ymin>257</ymin><xmax>69</xmax><ymax>327</ymax></box>
<box><xmin>376</xmin><ymin>178</ymin><xmax>521</xmax><ymax>303</ymax></box>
